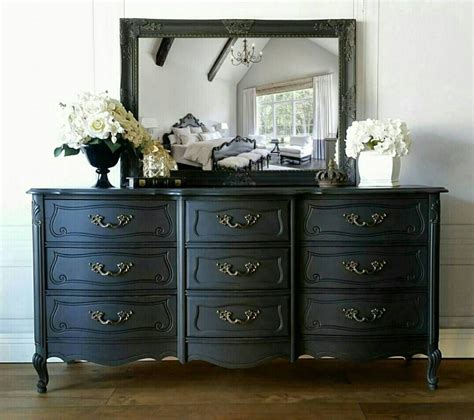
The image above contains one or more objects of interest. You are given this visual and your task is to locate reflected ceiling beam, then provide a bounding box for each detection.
[208,38,237,82]
[155,38,174,67]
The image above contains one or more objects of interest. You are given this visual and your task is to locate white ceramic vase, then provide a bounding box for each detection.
[357,150,401,187]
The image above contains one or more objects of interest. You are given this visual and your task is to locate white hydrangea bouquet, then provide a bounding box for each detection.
[345,118,411,159]
[55,91,154,157]
[345,119,412,187]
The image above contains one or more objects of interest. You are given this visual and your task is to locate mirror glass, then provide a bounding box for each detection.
[138,37,338,173]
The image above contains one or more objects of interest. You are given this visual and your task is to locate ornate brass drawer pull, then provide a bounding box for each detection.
[216,308,261,325]
[89,214,133,229]
[89,262,133,277]
[342,307,386,323]
[342,260,387,275]
[216,213,260,229]
[216,261,260,276]
[89,310,133,325]
[343,212,387,227]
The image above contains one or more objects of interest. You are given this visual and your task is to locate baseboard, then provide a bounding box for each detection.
[1,329,473,363]
[0,333,35,363]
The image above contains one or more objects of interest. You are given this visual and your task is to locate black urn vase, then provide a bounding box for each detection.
[82,142,123,188]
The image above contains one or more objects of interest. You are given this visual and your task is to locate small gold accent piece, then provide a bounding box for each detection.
[216,308,261,325]
[343,212,387,227]
[342,260,387,275]
[342,307,386,323]
[89,262,133,277]
[315,159,348,187]
[89,310,133,325]
[216,261,260,276]
[216,213,261,229]
[89,214,133,229]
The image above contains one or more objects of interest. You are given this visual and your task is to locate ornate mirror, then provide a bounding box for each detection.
[120,19,356,186]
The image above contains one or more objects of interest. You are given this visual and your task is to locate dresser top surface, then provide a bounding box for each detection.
[28,186,448,196]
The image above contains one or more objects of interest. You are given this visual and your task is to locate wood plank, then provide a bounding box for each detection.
[1,360,474,418]
[155,38,174,66]
[360,403,474,420]
[1,403,365,420]
[207,38,237,82]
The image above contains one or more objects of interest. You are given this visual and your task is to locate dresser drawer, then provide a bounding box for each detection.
[299,292,427,336]
[46,296,176,339]
[45,200,176,242]
[186,200,289,242]
[299,246,428,289]
[299,198,428,242]
[187,247,289,290]
[187,295,289,338]
[46,248,176,290]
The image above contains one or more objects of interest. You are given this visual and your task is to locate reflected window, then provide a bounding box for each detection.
[256,88,314,140]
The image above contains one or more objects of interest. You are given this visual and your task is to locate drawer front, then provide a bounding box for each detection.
[46,248,176,290]
[300,199,428,242]
[187,295,289,338]
[45,200,176,242]
[186,200,289,242]
[299,246,428,289]
[46,296,176,339]
[299,292,427,336]
[187,248,289,290]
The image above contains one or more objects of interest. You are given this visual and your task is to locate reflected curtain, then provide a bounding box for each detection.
[242,87,256,137]
[312,74,336,160]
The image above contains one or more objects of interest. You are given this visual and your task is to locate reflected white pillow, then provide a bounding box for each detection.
[198,133,214,141]
[203,125,216,133]
[180,133,200,145]
[168,134,178,145]
[172,126,191,140]
[190,126,203,134]
[213,131,222,139]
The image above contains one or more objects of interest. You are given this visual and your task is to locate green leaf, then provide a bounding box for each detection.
[63,144,80,156]
[105,139,123,153]
[54,146,64,157]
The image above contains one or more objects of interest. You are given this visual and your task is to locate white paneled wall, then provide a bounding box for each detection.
[0,0,473,361]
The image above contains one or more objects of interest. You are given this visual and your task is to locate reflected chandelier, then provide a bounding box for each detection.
[230,39,263,67]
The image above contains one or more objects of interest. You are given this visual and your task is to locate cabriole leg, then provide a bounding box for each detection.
[427,348,442,390]
[32,353,49,393]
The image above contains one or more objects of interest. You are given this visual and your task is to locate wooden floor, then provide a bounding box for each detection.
[1,359,474,419]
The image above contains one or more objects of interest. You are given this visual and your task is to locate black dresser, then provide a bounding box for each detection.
[28,186,446,393]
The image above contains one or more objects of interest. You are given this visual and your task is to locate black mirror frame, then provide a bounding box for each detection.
[119,18,356,187]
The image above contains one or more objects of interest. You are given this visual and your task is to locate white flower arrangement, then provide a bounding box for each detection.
[345,118,412,159]
[55,91,155,157]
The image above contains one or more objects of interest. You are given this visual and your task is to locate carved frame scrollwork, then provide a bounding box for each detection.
[120,18,357,186]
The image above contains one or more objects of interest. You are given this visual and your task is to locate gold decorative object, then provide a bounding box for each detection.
[89,214,133,229]
[343,212,387,227]
[143,143,178,178]
[315,159,347,187]
[217,213,261,229]
[342,260,387,275]
[216,308,261,325]
[342,307,386,323]
[89,262,134,277]
[89,310,133,325]
[216,261,260,276]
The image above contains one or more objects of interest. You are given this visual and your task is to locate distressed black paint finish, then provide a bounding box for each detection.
[299,246,428,289]
[187,247,290,290]
[119,18,357,187]
[28,186,446,391]
[32,353,49,393]
[185,199,290,242]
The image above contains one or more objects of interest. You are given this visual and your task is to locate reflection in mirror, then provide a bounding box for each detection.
[139,37,338,173]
